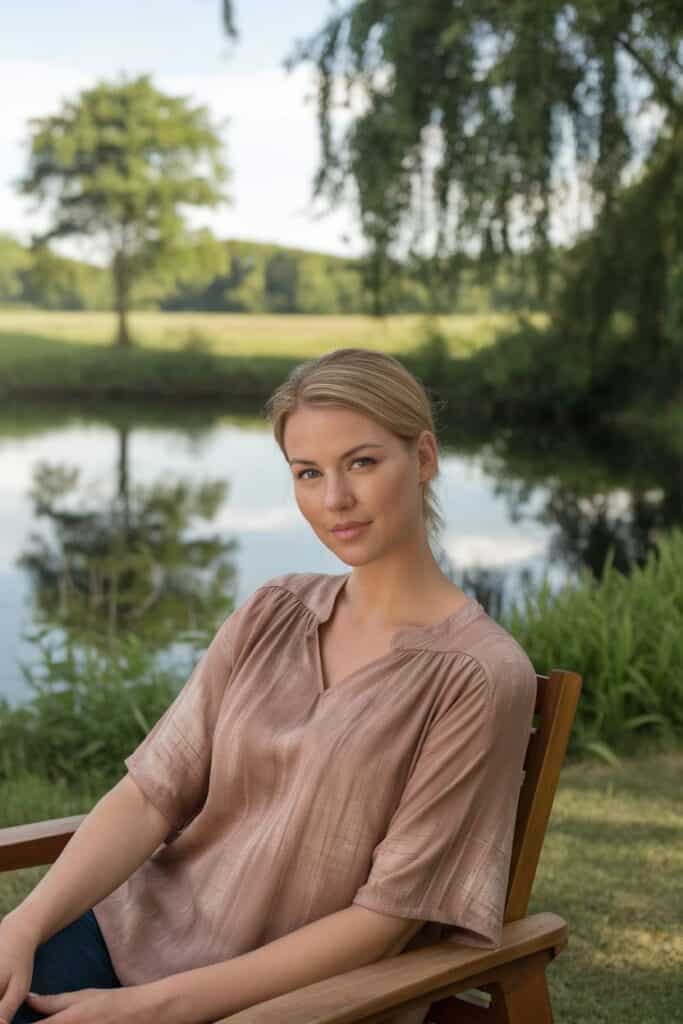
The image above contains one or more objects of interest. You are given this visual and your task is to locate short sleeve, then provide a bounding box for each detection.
[352,650,536,948]
[124,606,242,839]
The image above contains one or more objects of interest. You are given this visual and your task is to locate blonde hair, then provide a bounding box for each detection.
[265,348,445,543]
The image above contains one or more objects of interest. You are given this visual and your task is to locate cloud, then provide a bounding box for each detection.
[441,533,546,569]
[213,503,301,532]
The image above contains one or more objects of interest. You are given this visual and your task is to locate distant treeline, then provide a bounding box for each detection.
[0,233,546,316]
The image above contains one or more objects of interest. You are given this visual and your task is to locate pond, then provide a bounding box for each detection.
[1,401,679,704]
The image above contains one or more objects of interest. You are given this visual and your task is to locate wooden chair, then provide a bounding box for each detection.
[0,668,581,1023]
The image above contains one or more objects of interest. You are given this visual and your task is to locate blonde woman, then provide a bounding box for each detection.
[0,349,536,1024]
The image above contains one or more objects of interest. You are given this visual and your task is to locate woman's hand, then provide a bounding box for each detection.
[24,984,171,1023]
[0,912,38,1024]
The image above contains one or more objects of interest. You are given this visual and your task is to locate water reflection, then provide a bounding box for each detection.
[19,439,237,647]
[1,399,680,703]
[464,419,683,581]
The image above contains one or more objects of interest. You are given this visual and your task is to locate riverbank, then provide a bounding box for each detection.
[0,309,543,412]
[1,310,679,437]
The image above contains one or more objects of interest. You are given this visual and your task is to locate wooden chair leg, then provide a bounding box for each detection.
[489,952,553,1024]
[428,952,553,1024]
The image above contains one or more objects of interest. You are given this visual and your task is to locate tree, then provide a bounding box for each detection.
[289,2,682,319]
[18,74,230,346]
[264,251,299,312]
[0,233,31,303]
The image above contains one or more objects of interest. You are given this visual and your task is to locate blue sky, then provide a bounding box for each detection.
[1,0,362,258]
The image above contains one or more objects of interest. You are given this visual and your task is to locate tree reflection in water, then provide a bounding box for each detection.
[19,426,237,648]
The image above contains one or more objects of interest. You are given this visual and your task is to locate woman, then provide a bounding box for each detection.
[0,348,537,1024]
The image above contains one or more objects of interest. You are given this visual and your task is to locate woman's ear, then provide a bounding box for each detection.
[417,431,438,483]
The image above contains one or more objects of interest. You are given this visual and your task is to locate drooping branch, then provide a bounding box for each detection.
[616,32,683,122]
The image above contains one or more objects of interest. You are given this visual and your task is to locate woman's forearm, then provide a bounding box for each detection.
[7,774,171,945]
[145,904,423,1024]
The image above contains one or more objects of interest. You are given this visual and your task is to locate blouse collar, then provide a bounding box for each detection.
[314,572,484,651]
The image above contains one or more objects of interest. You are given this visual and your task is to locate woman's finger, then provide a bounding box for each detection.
[0,977,28,1023]
[26,989,92,1012]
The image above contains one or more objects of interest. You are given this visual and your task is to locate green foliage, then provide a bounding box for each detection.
[292,2,682,317]
[0,233,31,303]
[18,74,229,344]
[162,239,376,314]
[0,631,212,787]
[22,245,111,310]
[1,229,553,317]
[504,529,683,760]
[546,132,683,409]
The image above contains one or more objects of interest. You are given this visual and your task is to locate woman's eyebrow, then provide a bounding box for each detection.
[288,442,385,466]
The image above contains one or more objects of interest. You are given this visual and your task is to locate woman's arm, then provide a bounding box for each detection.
[4,773,171,945]
[143,904,425,1023]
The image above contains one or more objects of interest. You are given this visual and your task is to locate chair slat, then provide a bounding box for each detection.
[505,670,582,921]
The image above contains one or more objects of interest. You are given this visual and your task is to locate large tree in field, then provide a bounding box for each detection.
[19,74,230,346]
[284,2,682,338]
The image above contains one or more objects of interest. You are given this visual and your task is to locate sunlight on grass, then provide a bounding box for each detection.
[0,310,545,359]
[531,748,683,1021]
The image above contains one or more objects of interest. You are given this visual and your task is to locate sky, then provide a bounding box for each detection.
[1,0,363,260]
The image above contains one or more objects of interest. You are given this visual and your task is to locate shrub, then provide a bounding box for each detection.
[504,528,683,761]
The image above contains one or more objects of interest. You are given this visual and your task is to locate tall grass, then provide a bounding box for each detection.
[504,528,683,761]
[0,632,209,789]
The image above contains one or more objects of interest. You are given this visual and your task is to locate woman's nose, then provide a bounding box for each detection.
[323,473,354,510]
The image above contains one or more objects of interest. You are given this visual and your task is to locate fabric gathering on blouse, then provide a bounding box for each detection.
[93,571,537,1024]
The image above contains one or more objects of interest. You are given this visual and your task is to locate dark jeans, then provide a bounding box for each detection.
[12,910,120,1023]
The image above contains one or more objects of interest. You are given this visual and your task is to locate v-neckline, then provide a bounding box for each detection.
[313,573,397,696]
[312,573,477,697]
[314,628,401,698]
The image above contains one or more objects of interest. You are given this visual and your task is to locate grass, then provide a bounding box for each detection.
[1,747,681,1021]
[0,310,539,402]
[530,747,682,1022]
[0,309,532,359]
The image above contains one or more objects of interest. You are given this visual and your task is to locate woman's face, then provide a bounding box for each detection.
[283,403,437,565]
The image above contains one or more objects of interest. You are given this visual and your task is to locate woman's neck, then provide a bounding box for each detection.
[343,544,465,631]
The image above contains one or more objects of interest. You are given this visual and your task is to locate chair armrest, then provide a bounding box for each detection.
[220,912,567,1024]
[0,816,86,871]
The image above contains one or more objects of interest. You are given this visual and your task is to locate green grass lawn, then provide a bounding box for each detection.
[1,747,681,1021]
[0,309,533,359]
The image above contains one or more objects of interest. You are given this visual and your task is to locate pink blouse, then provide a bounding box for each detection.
[93,572,536,1022]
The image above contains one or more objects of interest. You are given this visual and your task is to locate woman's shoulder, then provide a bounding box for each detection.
[243,570,344,618]
[408,599,537,716]
[453,606,538,713]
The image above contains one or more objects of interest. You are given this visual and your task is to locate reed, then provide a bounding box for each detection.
[504,528,683,761]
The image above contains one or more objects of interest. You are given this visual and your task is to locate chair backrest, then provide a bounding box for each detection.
[504,668,582,922]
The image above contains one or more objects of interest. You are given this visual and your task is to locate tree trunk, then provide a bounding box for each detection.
[117,425,131,538]
[112,250,132,347]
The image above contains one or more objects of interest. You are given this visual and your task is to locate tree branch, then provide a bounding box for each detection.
[616,33,683,122]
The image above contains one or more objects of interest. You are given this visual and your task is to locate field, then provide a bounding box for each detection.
[1,748,681,1022]
[0,309,531,359]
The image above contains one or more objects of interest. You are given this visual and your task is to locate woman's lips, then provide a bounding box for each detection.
[331,522,371,540]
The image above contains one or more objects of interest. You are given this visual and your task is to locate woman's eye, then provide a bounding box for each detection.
[296,457,375,481]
